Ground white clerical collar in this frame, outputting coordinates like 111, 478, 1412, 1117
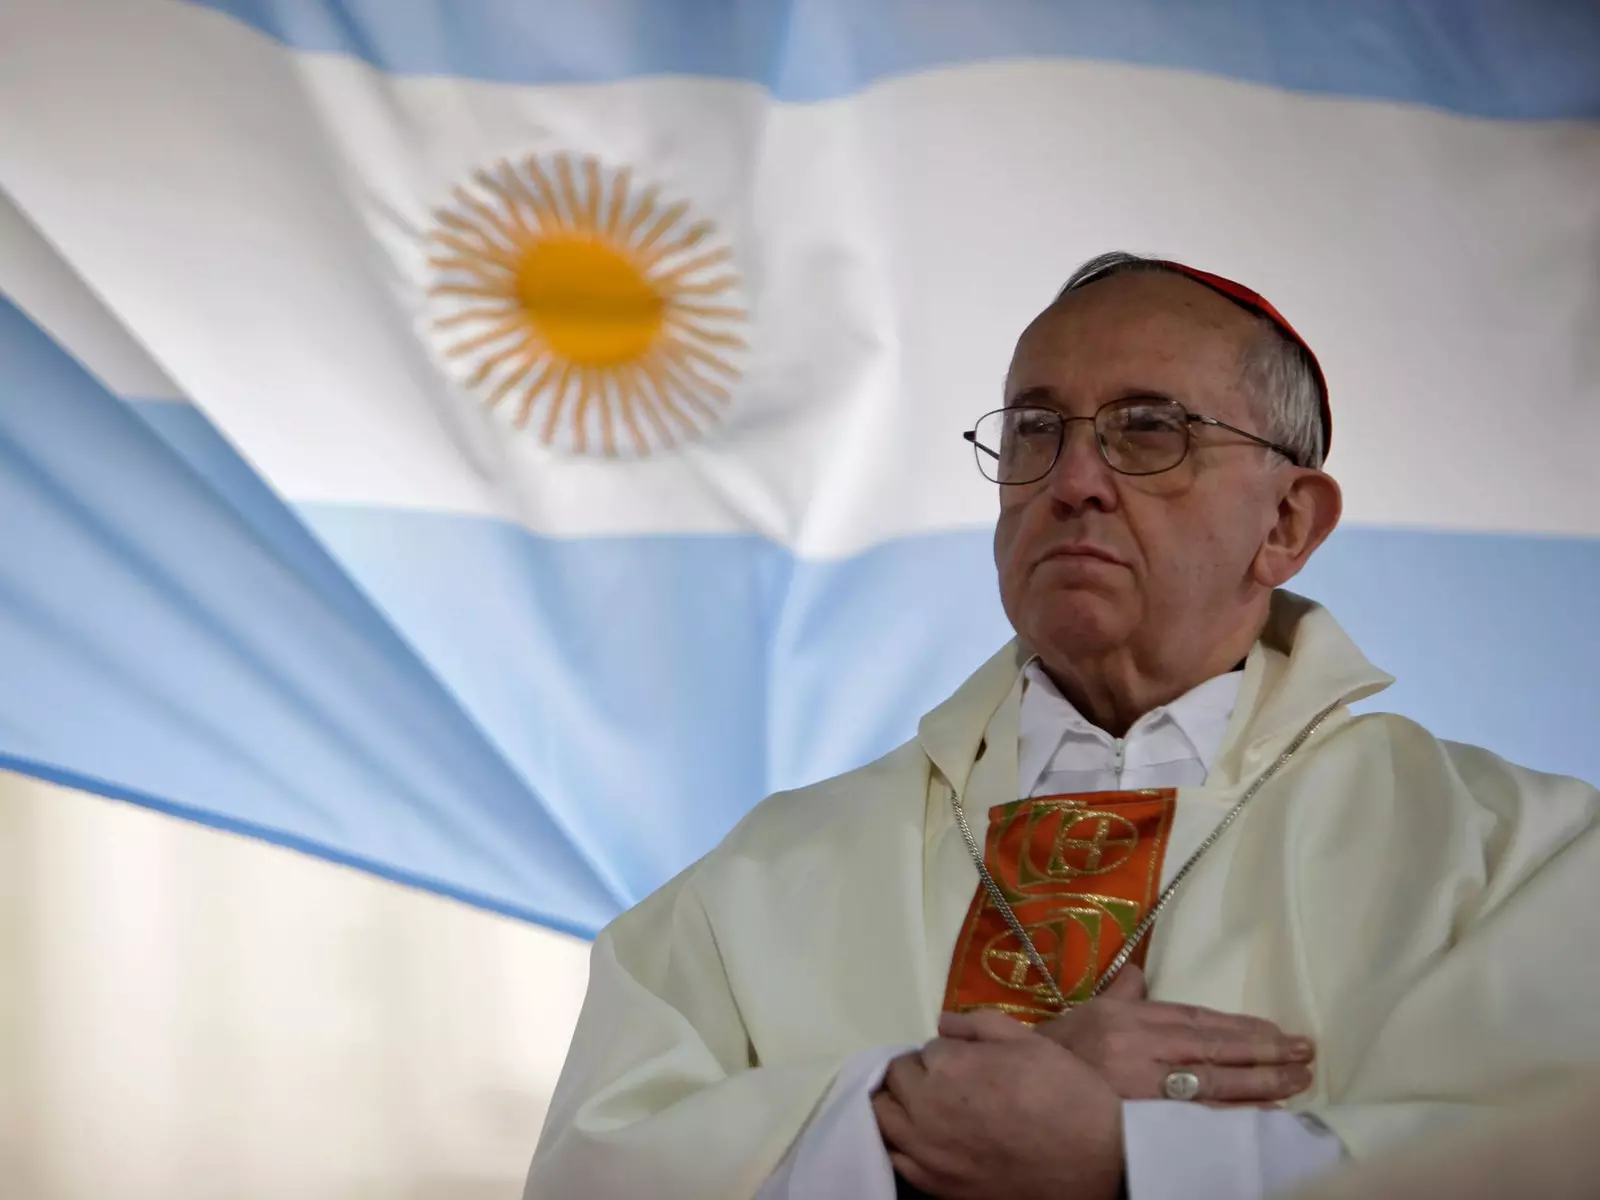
1017, 660, 1243, 796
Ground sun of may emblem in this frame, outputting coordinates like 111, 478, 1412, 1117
425, 154, 747, 456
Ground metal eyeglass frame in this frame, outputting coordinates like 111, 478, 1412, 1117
962, 397, 1302, 482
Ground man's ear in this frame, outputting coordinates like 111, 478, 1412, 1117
1252, 469, 1342, 589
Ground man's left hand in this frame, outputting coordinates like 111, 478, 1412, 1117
871, 1012, 1124, 1200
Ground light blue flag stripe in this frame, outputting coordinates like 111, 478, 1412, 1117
126, 399, 1600, 905
128, 399, 393, 639
189, 0, 1600, 119
0, 294, 624, 935
298, 507, 1016, 896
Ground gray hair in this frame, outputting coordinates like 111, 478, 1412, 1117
1055, 251, 1326, 469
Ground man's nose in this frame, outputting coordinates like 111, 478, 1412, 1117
1044, 419, 1118, 511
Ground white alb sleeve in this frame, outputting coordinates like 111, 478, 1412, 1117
756, 1045, 911, 1200
1123, 1101, 1346, 1199
762, 1057, 1344, 1200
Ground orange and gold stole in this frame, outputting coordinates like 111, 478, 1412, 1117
942, 789, 1177, 1023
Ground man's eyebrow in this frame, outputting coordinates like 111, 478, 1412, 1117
1006, 385, 1058, 408
1007, 385, 1186, 408
1113, 387, 1180, 405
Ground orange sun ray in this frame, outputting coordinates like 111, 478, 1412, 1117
659, 337, 739, 381
428, 253, 515, 280
523, 157, 570, 227
581, 158, 604, 231
665, 316, 749, 351
569, 367, 595, 455
473, 163, 539, 240
465, 330, 540, 388
512, 359, 560, 427
433, 304, 518, 330
620, 186, 660, 241
652, 246, 735, 286
665, 273, 741, 299
427, 229, 516, 268
495, 160, 561, 231
670, 302, 747, 321
637, 368, 679, 445
635, 219, 714, 270
442, 317, 531, 359
590, 368, 619, 457
648, 345, 724, 405
653, 357, 721, 425
635, 359, 702, 436
661, 372, 728, 422
633, 201, 690, 258
451, 186, 523, 249
433, 209, 514, 256
554, 156, 586, 229
603, 167, 632, 237
540, 363, 578, 442
613, 367, 656, 453
430, 282, 521, 302
429, 236, 516, 278
484, 349, 549, 410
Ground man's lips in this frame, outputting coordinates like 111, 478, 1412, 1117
1036, 543, 1126, 568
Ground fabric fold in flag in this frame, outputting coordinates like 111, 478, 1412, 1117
0, 287, 625, 934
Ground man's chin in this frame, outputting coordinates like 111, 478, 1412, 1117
1025, 588, 1135, 656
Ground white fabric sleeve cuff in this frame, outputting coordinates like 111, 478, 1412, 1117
1123, 1102, 1345, 1200
757, 1045, 914, 1200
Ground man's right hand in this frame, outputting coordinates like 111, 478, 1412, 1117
943, 965, 1315, 1106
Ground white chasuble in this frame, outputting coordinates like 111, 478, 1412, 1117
527, 593, 1600, 1199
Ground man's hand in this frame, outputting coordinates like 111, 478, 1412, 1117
872, 1015, 1123, 1200
962, 964, 1315, 1105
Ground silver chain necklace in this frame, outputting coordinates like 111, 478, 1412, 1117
950, 698, 1343, 1013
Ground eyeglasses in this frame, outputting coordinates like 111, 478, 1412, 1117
963, 397, 1301, 484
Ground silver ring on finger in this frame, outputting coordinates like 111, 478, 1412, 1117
1161, 1069, 1202, 1102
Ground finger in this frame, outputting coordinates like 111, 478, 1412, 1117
1139, 1026, 1314, 1069
1205, 1030, 1315, 1067
871, 1089, 918, 1151
918, 1036, 982, 1073
919, 1033, 1028, 1081
938, 1009, 1034, 1042
1100, 962, 1146, 999
1031, 1001, 1085, 1046
1031, 1014, 1073, 1049
1146, 1005, 1315, 1061
889, 1151, 943, 1196
1194, 1025, 1314, 1066
883, 1051, 929, 1100
876, 1093, 951, 1193
1184, 1062, 1315, 1104
1143, 1001, 1296, 1040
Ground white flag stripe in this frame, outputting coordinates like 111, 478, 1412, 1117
1, 0, 1597, 560
0, 190, 185, 402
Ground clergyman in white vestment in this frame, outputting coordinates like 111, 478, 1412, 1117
526, 252, 1600, 1200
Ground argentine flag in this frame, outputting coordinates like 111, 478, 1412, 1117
1, 0, 1597, 943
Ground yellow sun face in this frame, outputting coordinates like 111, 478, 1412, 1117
426, 154, 747, 456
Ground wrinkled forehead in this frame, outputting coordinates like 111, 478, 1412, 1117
1005, 273, 1261, 410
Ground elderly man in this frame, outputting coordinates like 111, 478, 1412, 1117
526, 252, 1600, 1199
